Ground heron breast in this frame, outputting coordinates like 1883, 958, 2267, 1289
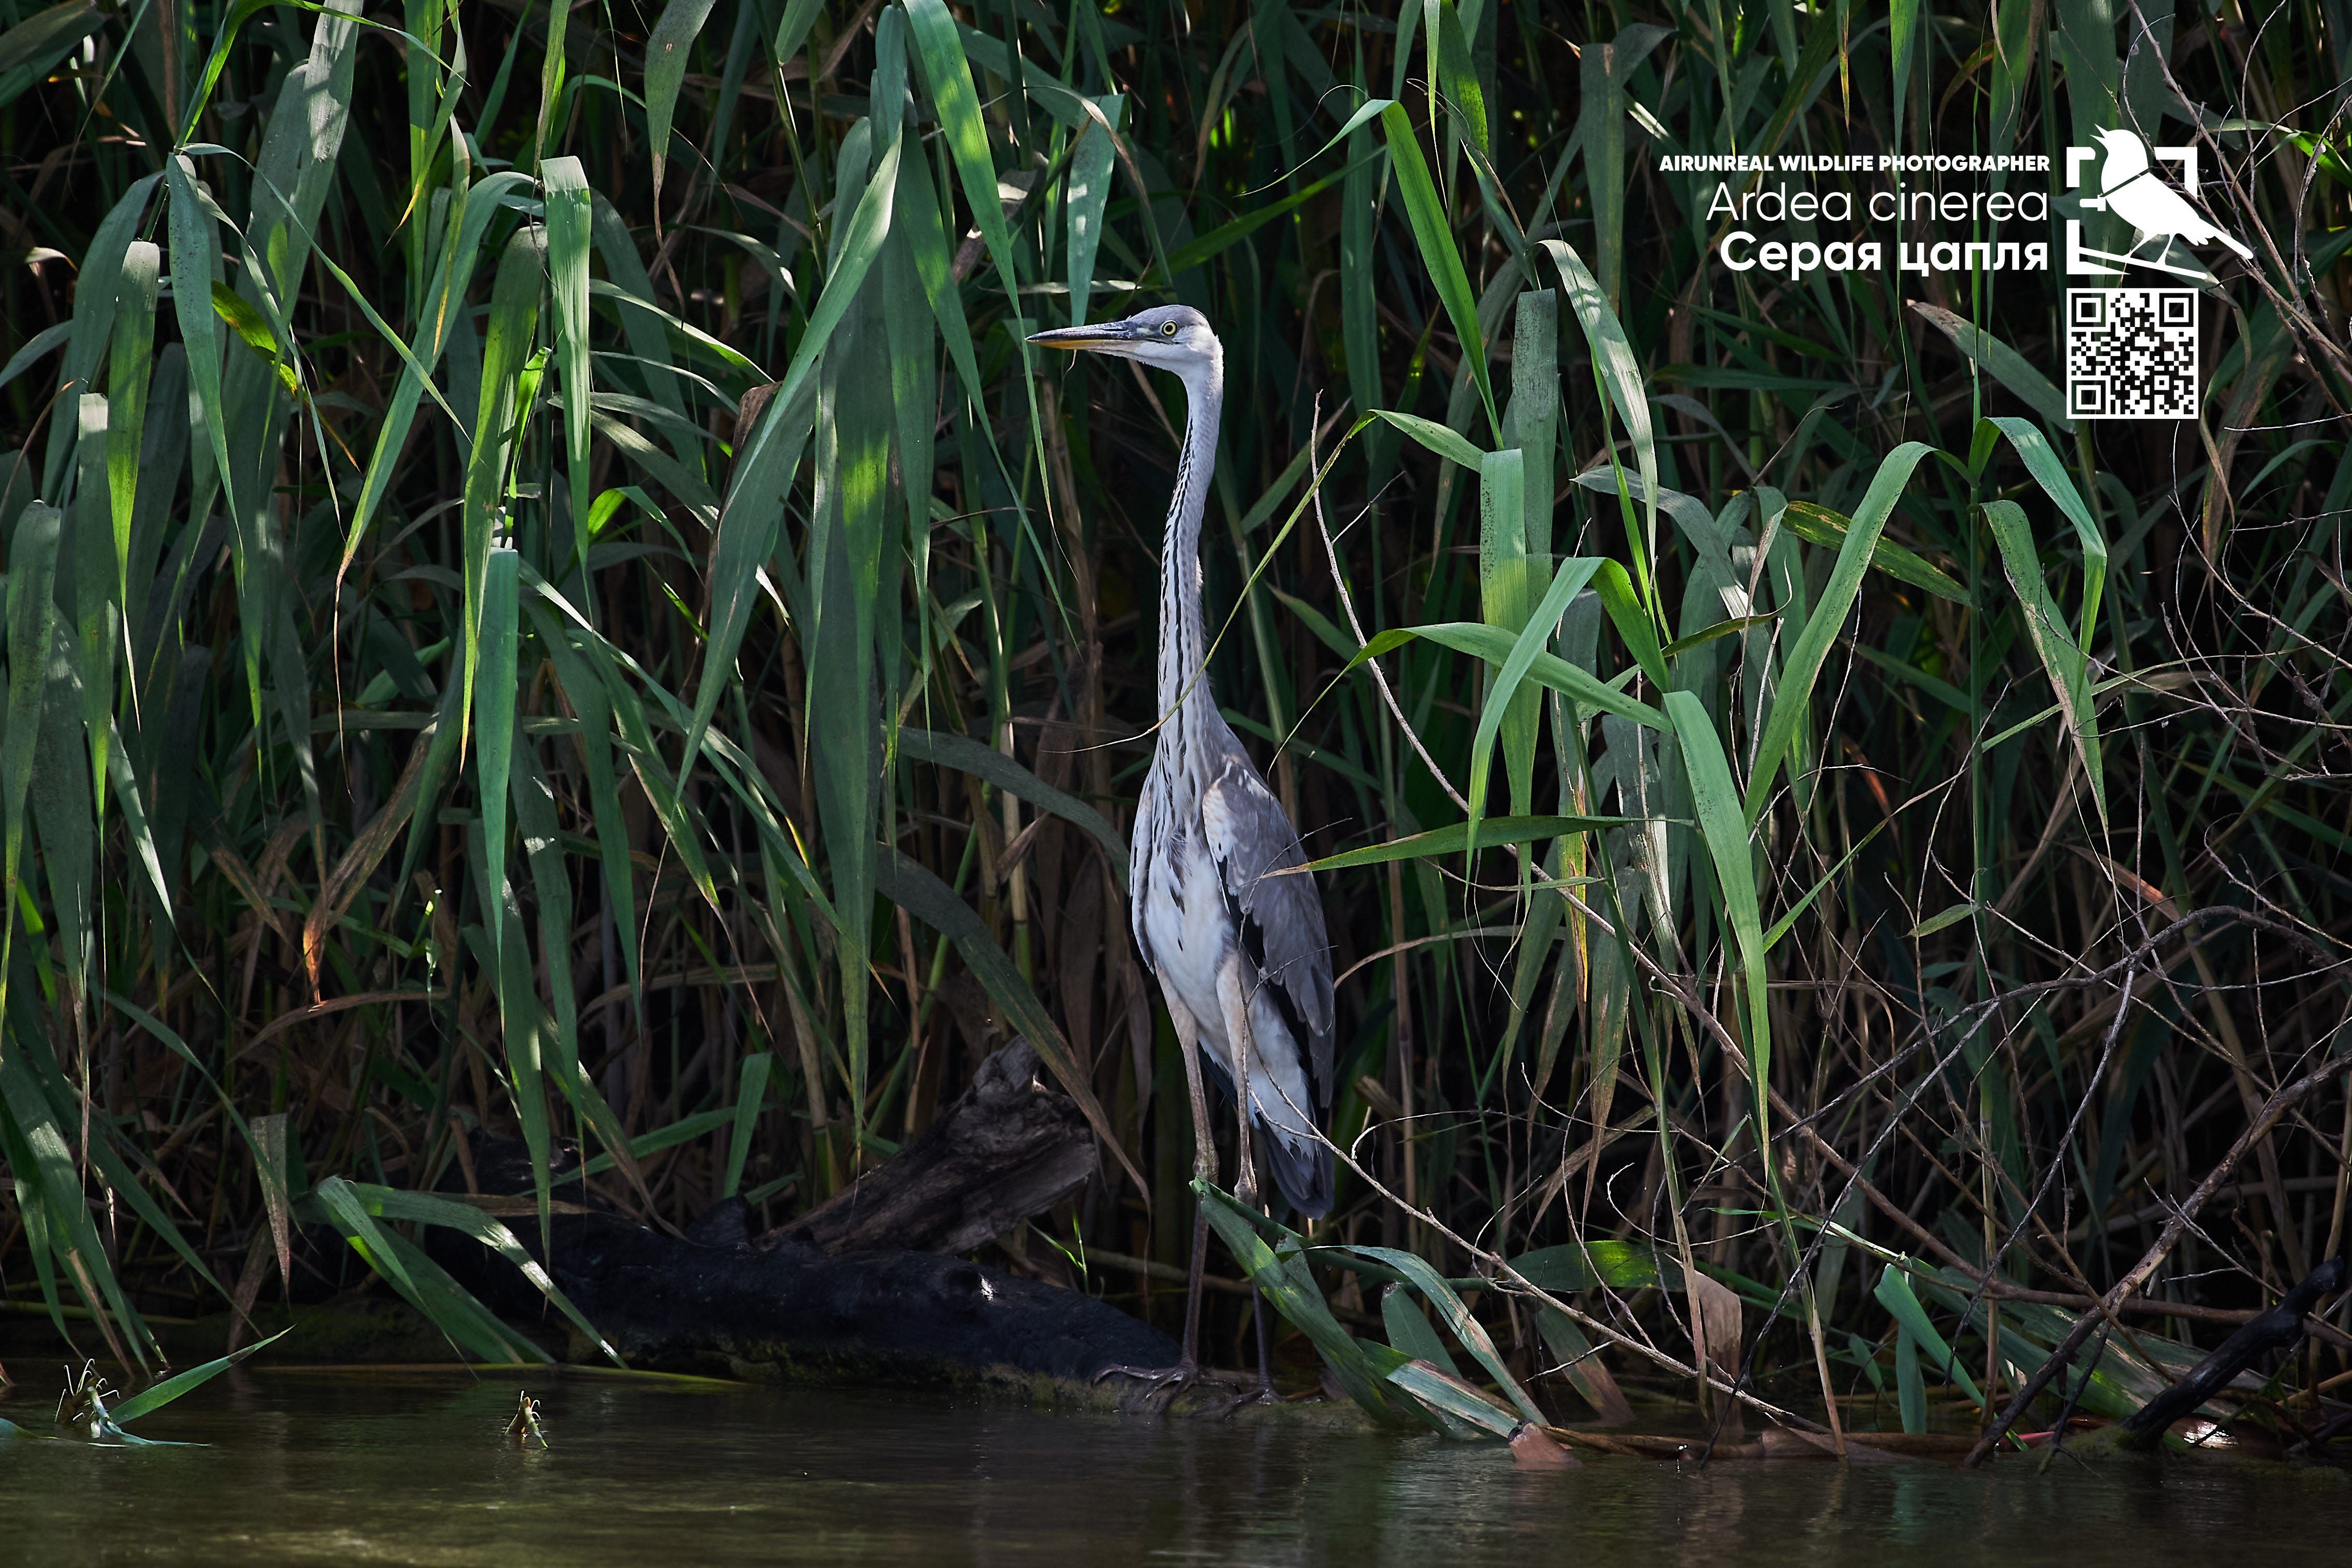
1137, 831, 1231, 1037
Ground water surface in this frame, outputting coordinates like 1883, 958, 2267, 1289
2, 1370, 2344, 1564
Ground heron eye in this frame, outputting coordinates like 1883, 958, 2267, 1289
1161, 322, 1176, 336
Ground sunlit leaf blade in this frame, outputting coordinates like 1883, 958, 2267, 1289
544, 156, 597, 565
1341, 1243, 1545, 1425
108, 1328, 293, 1425
1539, 239, 1658, 609
692, 135, 903, 785
311, 1177, 554, 1365
325, 1181, 622, 1365
1366, 408, 1484, 469
1351, 622, 1666, 730
904, 0, 1022, 302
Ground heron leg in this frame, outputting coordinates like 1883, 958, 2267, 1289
1216, 954, 1260, 1211
1171, 980, 1220, 1193
1094, 980, 1218, 1410
1169, 984, 1227, 1380
1230, 1129, 1282, 1410
1253, 1286, 1277, 1397
1207, 962, 1281, 1414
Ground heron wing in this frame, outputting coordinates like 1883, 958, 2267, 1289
1199, 754, 1335, 1111
1128, 765, 1163, 970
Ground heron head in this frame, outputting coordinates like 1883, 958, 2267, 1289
1027, 305, 1219, 372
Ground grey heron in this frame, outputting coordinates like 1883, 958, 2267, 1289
1027, 305, 1336, 1400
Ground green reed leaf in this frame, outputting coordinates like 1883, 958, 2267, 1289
1465, 547, 1602, 855
1984, 498, 2107, 825
1874, 1261, 1983, 1410
108, 1329, 294, 1426
1432, 0, 1487, 155
166, 158, 239, 560
460, 229, 545, 760
1367, 408, 1485, 469
312, 1177, 552, 1364
1342, 1243, 1546, 1425
724, 1052, 773, 1200
1668, 690, 1771, 1151
1, 1051, 157, 1368
0, 0, 102, 108
899, 727, 1127, 887
1289, 815, 1629, 874
475, 547, 520, 959
1195, 1184, 1421, 1427
1538, 238, 1657, 620
105, 243, 160, 613
1781, 501, 1974, 607
1385, 1359, 1519, 1438
644, 0, 719, 209
1911, 303, 2072, 433
1353, 622, 1666, 729
1744, 442, 1935, 823
1, 507, 60, 984
906, 0, 1021, 302
693, 134, 903, 787
1380, 102, 1496, 435
1979, 416, 2108, 639
545, 156, 596, 565
327, 1181, 621, 1365
1064, 94, 1122, 324
877, 847, 1143, 1194
1382, 1287, 1458, 1373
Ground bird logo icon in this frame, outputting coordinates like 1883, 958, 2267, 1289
2085, 128, 2252, 266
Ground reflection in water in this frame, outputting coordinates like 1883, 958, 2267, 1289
1, 1371, 2347, 1565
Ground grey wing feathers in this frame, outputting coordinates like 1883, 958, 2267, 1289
1200, 756, 1335, 1108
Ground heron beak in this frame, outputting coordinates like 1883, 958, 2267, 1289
1026, 322, 1137, 355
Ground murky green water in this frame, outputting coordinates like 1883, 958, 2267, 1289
2, 1369, 2346, 1564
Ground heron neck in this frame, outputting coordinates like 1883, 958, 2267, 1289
1159, 358, 1222, 728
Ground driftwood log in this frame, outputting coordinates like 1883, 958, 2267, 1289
428, 1042, 1173, 1392
1966, 1060, 2345, 1465
781, 1039, 1097, 1256
2111, 1254, 2347, 1449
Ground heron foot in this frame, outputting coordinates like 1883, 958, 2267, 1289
1092, 1359, 1200, 1414
1209, 1379, 1282, 1420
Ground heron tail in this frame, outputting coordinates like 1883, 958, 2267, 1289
1262, 1126, 1334, 1219
1201, 1050, 1334, 1217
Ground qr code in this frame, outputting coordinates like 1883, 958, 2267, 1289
2067, 289, 2198, 420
